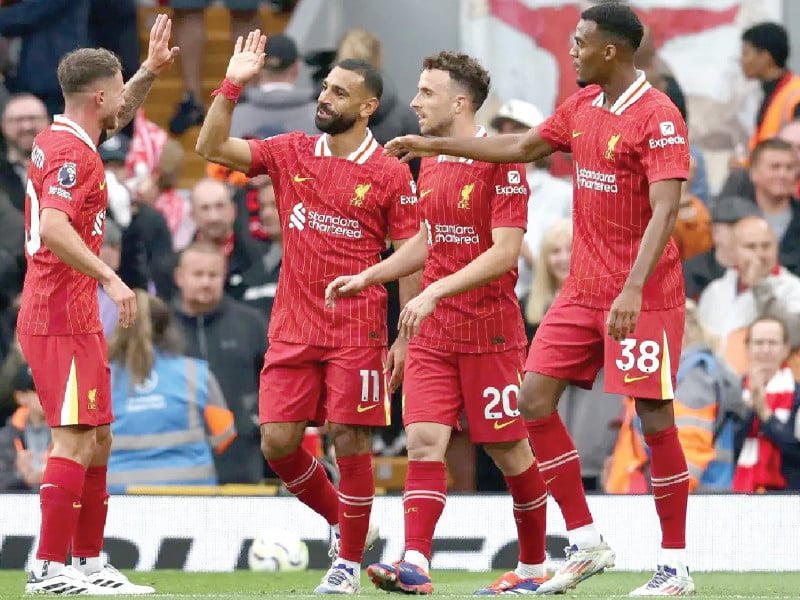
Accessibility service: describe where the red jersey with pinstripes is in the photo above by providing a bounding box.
[538,74,689,311]
[414,152,529,354]
[18,115,107,336]
[247,130,418,347]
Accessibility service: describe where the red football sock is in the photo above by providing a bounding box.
[645,426,689,549]
[72,466,109,560]
[526,412,593,530]
[36,457,86,562]
[336,454,374,563]
[268,446,339,525]
[403,461,447,561]
[505,461,548,565]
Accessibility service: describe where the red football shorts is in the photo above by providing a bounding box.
[259,341,390,427]
[18,333,113,427]
[403,344,528,444]
[526,295,684,400]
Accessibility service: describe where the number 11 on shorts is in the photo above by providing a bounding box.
[360,369,380,403]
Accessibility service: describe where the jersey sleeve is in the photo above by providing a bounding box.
[538,93,578,153]
[246,132,302,177]
[490,163,529,231]
[39,146,94,221]
[387,162,420,241]
[638,104,691,183]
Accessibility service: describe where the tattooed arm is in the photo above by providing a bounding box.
[106,65,158,138]
[106,14,179,138]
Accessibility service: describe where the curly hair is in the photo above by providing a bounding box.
[422,51,490,111]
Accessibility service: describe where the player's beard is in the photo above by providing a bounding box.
[102,111,119,133]
[576,78,588,88]
[315,105,357,135]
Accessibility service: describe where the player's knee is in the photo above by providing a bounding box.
[519,375,559,419]
[406,423,449,461]
[94,426,113,457]
[328,423,372,457]
[260,423,304,460]
[634,398,674,435]
[50,425,98,467]
[484,439,534,476]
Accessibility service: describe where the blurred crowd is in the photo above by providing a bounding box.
[0,2,798,497]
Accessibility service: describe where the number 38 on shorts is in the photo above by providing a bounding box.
[608,334,678,400]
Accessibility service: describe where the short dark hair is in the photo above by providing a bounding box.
[750,137,793,167]
[336,58,383,101]
[57,48,122,95]
[743,22,789,69]
[422,51,491,111]
[581,2,644,52]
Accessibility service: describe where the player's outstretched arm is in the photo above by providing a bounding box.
[607,179,682,342]
[108,14,180,137]
[195,30,267,174]
[39,209,137,327]
[398,226,523,338]
[384,128,555,165]
[325,223,429,308]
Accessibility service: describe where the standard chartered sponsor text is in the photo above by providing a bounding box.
[575,162,618,193]
[434,223,479,244]
[308,210,362,238]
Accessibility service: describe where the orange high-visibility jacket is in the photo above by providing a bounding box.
[748,72,800,153]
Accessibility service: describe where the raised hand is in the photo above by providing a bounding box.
[226,29,268,87]
[383,135,438,163]
[142,14,180,75]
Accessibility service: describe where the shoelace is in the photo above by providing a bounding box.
[326,567,350,586]
[646,567,672,588]
[562,545,577,561]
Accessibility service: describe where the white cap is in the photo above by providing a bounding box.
[491,99,545,130]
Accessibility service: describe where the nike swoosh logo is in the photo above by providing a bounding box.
[623,374,649,384]
[99,180,106,190]
[72,501,82,509]
[493,419,517,430]
[343,512,367,519]
[294,174,313,183]
[654,493,673,500]
[420,189,433,198]
[544,476,557,485]
[357,403,379,413]
[572,131,584,138]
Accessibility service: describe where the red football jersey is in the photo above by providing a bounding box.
[248,130,418,347]
[414,131,529,354]
[18,115,107,336]
[539,72,689,311]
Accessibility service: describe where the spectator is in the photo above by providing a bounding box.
[491,100,572,299]
[672,158,712,261]
[741,23,800,157]
[698,216,800,374]
[190,177,261,291]
[100,134,177,299]
[0,363,51,491]
[523,218,572,340]
[230,33,317,138]
[335,28,419,146]
[732,317,800,492]
[108,290,236,491]
[168,0,261,134]
[98,219,123,339]
[748,139,800,274]
[133,138,194,251]
[228,177,281,318]
[173,242,267,484]
[0,93,49,212]
[683,196,759,300]
[0,189,24,305]
[0,0,90,115]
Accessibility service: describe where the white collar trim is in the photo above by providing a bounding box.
[314,128,378,164]
[591,70,651,115]
[51,115,97,152]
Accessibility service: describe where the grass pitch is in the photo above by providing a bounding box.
[0,570,797,599]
